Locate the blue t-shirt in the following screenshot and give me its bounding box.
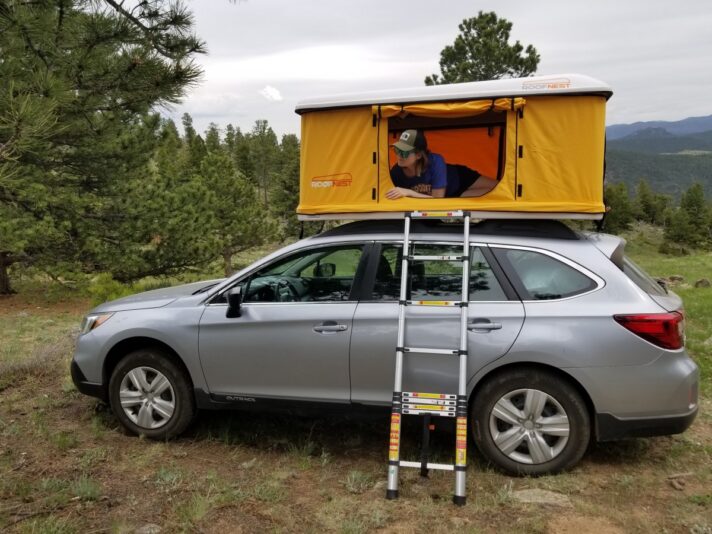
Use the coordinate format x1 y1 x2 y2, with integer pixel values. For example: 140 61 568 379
390 153 481 197
390 153 447 196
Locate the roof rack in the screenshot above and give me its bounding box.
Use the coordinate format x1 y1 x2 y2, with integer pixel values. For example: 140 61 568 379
316 218 580 240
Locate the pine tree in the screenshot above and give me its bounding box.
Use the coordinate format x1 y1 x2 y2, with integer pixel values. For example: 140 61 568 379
247 120 279 205
205 123 222 153
662 208 695 254
198 152 274 276
270 134 301 236
182 113 208 171
633 179 669 226
679 182 710 247
603 183 634 234
425 11 540 85
0 0 205 293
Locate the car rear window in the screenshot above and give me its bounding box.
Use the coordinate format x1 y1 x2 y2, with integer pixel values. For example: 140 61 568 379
495 248 597 300
622 256 667 296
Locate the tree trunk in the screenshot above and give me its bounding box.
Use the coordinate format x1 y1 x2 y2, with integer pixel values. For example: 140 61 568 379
0 253 14 295
223 249 233 278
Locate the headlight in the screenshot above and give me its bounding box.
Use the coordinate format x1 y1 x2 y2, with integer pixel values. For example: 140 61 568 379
80 313 114 335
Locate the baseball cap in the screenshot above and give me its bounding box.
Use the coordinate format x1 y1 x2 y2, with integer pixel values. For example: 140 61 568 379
392 129 427 152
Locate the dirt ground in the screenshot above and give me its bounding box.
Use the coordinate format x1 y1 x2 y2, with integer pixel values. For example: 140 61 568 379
1 294 710 533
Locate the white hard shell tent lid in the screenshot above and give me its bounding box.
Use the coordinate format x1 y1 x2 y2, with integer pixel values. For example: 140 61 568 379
295 73 613 113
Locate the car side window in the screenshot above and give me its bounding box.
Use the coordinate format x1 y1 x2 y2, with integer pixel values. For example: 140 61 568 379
496 248 596 300
371 244 507 301
240 245 364 303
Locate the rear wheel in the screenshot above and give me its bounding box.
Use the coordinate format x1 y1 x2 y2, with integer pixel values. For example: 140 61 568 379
108 349 195 439
471 368 590 476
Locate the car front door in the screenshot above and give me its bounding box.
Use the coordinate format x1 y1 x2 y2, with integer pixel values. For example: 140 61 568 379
198 244 365 403
350 242 525 405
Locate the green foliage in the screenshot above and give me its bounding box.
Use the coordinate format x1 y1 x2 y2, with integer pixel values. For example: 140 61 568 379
0 0 205 293
661 183 710 251
680 183 710 245
270 133 303 237
248 120 279 204
633 179 670 226
425 11 540 85
197 150 274 276
71 475 101 501
88 273 174 305
603 183 635 234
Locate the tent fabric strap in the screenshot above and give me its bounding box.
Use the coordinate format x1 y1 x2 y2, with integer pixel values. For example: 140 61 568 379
375 98 525 119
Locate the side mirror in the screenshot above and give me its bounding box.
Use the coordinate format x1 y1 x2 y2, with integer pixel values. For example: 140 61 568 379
315 262 336 277
226 286 243 318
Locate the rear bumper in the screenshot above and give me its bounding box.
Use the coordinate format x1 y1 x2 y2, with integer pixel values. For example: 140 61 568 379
596 406 698 441
70 360 107 402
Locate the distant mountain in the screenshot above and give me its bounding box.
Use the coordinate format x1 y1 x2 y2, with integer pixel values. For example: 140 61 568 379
604 116 712 198
605 150 712 198
606 114 712 140
607 129 712 155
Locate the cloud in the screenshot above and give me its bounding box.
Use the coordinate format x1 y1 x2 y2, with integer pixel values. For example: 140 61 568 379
259 85 283 102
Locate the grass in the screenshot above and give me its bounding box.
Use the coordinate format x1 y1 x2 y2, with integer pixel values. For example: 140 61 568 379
0 314 79 370
0 233 710 532
343 470 372 494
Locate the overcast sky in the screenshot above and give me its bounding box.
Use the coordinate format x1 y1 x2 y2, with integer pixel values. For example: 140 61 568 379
166 0 712 138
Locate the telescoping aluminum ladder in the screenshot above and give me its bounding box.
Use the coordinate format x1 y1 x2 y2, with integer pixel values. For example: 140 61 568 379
386 210 471 506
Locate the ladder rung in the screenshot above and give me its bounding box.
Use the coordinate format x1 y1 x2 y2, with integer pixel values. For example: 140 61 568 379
410 210 464 219
403 403 455 412
407 300 462 307
409 255 465 262
403 347 457 355
399 461 454 471
402 408 456 417
403 398 456 406
403 392 457 400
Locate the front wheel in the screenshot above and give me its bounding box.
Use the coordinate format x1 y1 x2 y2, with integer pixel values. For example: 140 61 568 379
108 349 195 439
471 368 590 476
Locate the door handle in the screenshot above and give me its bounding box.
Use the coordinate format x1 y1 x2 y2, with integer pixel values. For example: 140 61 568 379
313 321 348 333
467 320 502 332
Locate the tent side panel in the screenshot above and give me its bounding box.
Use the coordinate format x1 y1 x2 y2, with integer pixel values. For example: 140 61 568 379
476 109 518 204
516 96 606 211
298 107 378 214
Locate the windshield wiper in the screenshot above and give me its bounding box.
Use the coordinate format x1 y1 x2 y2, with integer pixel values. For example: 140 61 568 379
192 283 219 295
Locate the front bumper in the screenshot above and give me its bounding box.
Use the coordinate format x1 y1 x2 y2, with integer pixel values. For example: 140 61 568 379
70 360 106 402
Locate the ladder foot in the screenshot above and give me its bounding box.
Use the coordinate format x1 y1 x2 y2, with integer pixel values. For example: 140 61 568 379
386 489 399 500
453 495 466 506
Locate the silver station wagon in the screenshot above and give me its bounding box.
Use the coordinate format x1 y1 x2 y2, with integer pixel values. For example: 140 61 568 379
71 219 699 475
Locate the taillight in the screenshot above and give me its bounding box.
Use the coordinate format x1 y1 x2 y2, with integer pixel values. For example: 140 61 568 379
614 312 685 350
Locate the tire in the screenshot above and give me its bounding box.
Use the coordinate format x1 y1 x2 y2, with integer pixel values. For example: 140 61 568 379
108 348 196 439
471 368 590 476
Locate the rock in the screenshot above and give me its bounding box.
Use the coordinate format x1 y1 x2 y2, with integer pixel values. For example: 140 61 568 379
511 489 572 507
668 275 684 283
694 278 711 288
669 478 685 491
135 525 162 534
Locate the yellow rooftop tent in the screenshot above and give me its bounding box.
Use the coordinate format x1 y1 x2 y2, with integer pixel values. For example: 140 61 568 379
295 74 612 220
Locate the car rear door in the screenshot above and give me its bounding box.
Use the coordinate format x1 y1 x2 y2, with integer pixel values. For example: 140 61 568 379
349 242 525 405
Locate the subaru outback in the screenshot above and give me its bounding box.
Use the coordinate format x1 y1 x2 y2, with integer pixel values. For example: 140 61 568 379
71 219 699 475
